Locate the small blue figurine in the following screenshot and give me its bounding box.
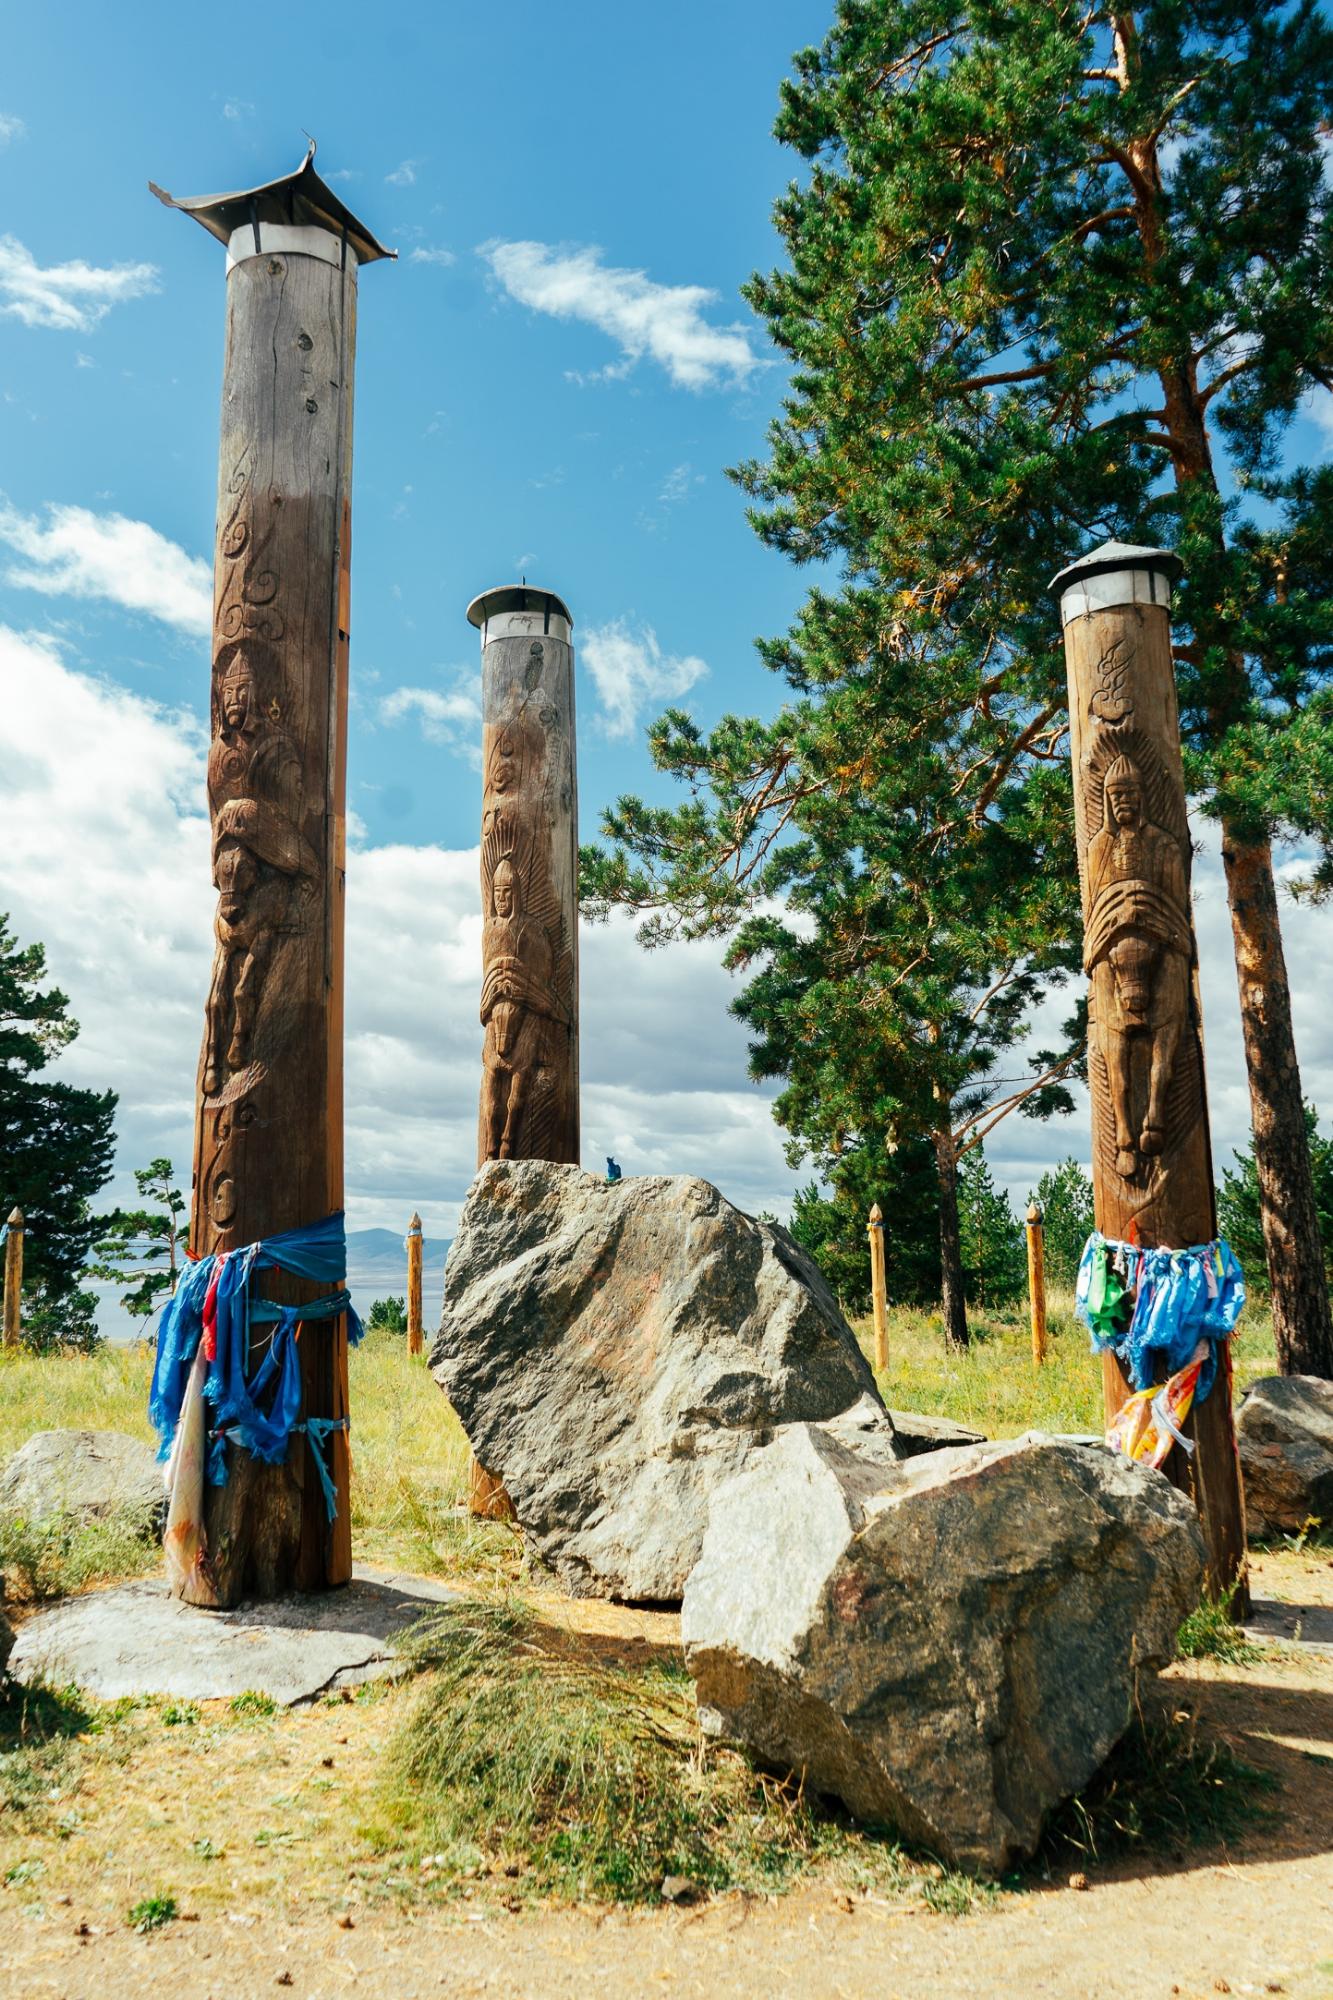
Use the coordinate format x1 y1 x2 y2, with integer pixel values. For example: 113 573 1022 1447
606 1157 623 1183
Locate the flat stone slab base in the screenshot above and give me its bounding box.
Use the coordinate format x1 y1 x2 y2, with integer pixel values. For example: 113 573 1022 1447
7 1563 458 1705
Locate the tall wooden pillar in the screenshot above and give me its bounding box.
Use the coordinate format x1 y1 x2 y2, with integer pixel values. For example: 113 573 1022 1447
469 585 580 1170
1053 541 1247 1608
464 586 579 1517
153 148 393 1606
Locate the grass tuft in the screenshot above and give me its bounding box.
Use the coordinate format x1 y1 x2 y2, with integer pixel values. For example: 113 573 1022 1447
127 1892 177 1933
1177 1582 1262 1666
0 1505 160 1604
1042 1706 1276 1866
372 1600 987 1910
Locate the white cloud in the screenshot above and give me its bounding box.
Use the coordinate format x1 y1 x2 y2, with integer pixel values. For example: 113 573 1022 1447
0 634 789 1305
385 160 418 186
480 239 764 391
0 497 211 633
0 114 25 146
659 462 699 504
379 676 481 761
1300 385 1333 445
222 98 254 121
580 619 708 739
0 235 159 332
409 246 455 267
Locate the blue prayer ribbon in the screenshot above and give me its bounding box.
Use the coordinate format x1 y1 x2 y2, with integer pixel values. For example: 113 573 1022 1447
150 1212 363 1514
1074 1232 1244 1404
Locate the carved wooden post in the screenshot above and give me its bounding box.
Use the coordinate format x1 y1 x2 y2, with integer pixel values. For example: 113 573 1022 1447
469 585 580 1170
1054 541 1248 1608
868 1203 888 1372
406 1212 423 1358
464 585 580 1516
153 148 392 1606
3 1209 23 1350
1026 1202 1047 1366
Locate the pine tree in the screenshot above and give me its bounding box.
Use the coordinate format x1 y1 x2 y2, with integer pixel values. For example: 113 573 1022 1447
789 1136 948 1314
584 616 1085 1348
90 1158 187 1330
1218 1105 1333 1295
0 916 116 1297
1031 1157 1097 1286
958 1149 1027 1309
737 0 1333 1375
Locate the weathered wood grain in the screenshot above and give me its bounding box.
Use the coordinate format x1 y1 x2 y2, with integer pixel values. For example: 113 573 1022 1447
183 246 358 1607
1063 581 1247 1607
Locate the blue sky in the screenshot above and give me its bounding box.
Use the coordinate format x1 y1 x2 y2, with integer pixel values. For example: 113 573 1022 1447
2 0 1332 1273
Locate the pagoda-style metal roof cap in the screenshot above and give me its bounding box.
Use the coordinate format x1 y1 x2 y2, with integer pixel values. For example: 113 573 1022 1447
149 141 395 266
1049 540 1183 596
466 585 574 634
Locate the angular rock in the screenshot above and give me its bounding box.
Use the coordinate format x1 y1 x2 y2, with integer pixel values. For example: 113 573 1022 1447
431 1161 896 1601
887 1409 987 1457
682 1427 1205 1874
1237 1376 1333 1543
0 1430 164 1535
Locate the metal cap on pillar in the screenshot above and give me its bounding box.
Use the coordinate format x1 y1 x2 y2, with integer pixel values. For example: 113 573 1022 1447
1050 540 1183 626
467 585 574 647
149 141 397 271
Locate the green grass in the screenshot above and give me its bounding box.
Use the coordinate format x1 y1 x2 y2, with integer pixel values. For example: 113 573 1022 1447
1177 1582 1263 1666
855 1286 1279 1442
370 1598 990 1910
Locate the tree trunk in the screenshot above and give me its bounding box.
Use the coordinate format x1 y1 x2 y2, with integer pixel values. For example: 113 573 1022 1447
1114 52 1333 1379
1220 830 1333 1377
934 1135 969 1351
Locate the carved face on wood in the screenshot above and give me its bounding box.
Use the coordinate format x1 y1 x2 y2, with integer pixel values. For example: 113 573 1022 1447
219 661 257 734
1105 764 1143 829
492 857 518 921
488 729 521 798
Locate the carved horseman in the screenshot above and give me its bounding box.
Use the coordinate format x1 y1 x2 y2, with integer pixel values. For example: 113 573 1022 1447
1084 752 1193 1178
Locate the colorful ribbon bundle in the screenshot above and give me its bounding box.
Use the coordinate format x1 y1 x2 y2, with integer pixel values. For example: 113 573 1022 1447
1075 1232 1245 1468
150 1210 364 1520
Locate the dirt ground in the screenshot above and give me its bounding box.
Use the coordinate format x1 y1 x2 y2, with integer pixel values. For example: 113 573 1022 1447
2 1549 1332 2000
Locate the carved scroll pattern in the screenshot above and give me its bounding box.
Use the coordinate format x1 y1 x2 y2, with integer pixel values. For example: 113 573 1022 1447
477 640 575 1165
1079 638 1202 1207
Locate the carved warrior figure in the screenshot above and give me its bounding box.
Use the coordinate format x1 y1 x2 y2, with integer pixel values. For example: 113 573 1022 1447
478 718 574 1163
1084 743 1195 1181
201 647 315 1098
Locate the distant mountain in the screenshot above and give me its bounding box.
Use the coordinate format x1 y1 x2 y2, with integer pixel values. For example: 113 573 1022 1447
90 1226 452 1345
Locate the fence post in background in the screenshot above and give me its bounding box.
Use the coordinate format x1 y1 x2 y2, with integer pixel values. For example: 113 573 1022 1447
868 1203 889 1373
3 1208 23 1349
406 1212 424 1358
1026 1202 1047 1366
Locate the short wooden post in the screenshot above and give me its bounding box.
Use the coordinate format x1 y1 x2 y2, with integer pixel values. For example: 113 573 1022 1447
1053 540 1248 1611
406 1212 423 1358
868 1203 888 1372
1026 1202 1047 1365
3 1208 23 1349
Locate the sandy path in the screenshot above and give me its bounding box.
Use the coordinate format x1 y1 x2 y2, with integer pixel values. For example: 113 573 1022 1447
3 1553 1331 2000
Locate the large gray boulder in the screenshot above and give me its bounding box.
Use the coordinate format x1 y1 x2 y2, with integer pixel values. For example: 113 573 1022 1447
682 1427 1205 1874
1237 1376 1333 1542
431 1161 897 1601
0 1430 163 1535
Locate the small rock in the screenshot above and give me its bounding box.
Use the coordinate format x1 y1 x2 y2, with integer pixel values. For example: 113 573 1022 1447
1069 1872 1089 1892
1236 1377 1333 1543
321 1756 334 1768
433 1162 899 1601
336 1913 355 1929
887 1410 987 1458
683 1427 1205 1874
1214 1982 1231 1995
660 1875 703 1906
0 1431 164 1536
